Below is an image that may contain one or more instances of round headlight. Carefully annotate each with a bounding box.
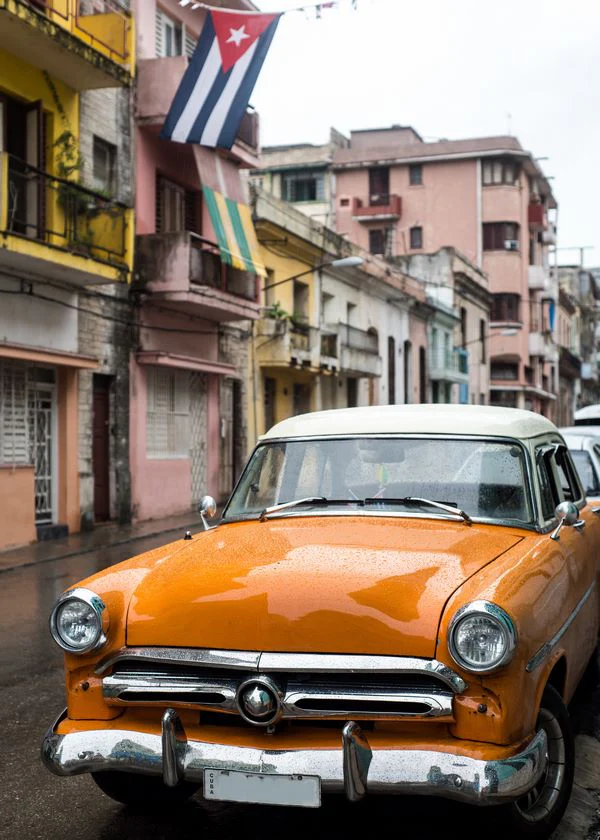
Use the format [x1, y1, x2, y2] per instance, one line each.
[50, 588, 108, 654]
[448, 601, 517, 673]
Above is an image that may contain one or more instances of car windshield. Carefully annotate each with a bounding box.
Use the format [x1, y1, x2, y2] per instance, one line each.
[224, 437, 532, 523]
[570, 450, 600, 496]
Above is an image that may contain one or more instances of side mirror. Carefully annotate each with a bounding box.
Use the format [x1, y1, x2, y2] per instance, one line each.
[199, 495, 217, 530]
[550, 501, 582, 541]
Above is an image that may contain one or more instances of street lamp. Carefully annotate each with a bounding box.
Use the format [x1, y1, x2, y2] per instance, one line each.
[262, 256, 364, 293]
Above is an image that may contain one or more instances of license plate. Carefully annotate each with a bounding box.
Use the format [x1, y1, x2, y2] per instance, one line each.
[203, 769, 321, 808]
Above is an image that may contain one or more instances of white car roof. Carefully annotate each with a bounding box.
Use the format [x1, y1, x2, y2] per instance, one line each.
[574, 405, 600, 421]
[261, 404, 558, 441]
[559, 429, 600, 449]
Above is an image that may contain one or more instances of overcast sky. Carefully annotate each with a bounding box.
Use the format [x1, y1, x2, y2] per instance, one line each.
[249, 0, 600, 267]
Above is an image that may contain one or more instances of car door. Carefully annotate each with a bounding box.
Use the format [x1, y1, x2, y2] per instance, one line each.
[535, 442, 599, 691]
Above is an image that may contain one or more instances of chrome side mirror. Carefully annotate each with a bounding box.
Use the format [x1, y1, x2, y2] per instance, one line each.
[550, 501, 583, 541]
[199, 495, 217, 531]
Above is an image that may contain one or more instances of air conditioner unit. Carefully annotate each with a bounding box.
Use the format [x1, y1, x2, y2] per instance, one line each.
[504, 240, 519, 251]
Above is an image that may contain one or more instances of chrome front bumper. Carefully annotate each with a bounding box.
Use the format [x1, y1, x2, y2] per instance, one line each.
[42, 709, 548, 807]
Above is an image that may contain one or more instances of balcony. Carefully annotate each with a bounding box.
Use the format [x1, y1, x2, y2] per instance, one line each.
[0, 0, 133, 89]
[136, 58, 259, 168]
[352, 194, 402, 222]
[339, 322, 381, 377]
[529, 331, 552, 359]
[528, 265, 550, 292]
[0, 152, 131, 284]
[136, 232, 259, 322]
[528, 202, 547, 229]
[429, 347, 469, 383]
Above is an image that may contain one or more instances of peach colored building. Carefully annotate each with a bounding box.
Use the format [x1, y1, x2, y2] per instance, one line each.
[131, 0, 263, 519]
[333, 127, 557, 417]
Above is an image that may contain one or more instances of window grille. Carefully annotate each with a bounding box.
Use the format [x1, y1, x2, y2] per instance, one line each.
[146, 367, 190, 459]
[0, 360, 29, 465]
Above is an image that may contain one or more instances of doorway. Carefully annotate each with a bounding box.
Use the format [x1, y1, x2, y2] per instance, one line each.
[93, 375, 111, 521]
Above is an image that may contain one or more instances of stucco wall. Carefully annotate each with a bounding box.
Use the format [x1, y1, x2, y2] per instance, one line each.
[0, 276, 78, 352]
[0, 467, 36, 549]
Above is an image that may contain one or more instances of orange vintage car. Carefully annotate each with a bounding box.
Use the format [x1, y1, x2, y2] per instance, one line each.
[42, 405, 600, 838]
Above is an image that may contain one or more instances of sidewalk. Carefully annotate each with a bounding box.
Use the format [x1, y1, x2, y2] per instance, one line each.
[0, 510, 205, 575]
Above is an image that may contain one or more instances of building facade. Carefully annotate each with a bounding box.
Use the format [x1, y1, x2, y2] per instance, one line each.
[131, 0, 263, 516]
[0, 0, 134, 550]
[395, 248, 490, 405]
[332, 127, 557, 417]
[248, 189, 426, 441]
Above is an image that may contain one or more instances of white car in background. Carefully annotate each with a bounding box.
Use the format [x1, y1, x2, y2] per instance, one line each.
[559, 427, 600, 498]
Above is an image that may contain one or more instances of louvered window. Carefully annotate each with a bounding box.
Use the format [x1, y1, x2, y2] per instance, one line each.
[0, 361, 29, 465]
[155, 9, 183, 57]
[156, 174, 199, 233]
[146, 367, 190, 459]
[185, 30, 197, 57]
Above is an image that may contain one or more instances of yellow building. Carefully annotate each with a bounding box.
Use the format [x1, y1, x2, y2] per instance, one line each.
[0, 0, 134, 548]
[248, 192, 325, 445]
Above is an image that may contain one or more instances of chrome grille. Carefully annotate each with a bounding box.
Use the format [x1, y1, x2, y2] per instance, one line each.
[100, 649, 464, 722]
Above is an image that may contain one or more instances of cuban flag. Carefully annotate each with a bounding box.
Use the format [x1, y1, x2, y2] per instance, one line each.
[161, 8, 281, 149]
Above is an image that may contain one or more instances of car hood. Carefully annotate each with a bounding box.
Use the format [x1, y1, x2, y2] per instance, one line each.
[126, 517, 523, 657]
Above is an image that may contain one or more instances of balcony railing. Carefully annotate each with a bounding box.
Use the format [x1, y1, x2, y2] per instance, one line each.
[15, 0, 132, 63]
[190, 239, 257, 301]
[528, 202, 546, 228]
[339, 322, 379, 354]
[352, 194, 402, 220]
[1, 152, 128, 269]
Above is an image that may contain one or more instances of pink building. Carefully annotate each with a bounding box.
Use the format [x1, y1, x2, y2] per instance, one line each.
[333, 127, 557, 417]
[131, 0, 262, 520]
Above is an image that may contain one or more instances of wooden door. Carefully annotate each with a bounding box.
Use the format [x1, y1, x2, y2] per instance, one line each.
[93, 376, 111, 521]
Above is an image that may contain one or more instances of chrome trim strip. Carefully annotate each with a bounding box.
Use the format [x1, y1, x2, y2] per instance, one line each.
[526, 581, 596, 673]
[42, 710, 548, 806]
[96, 649, 467, 694]
[102, 673, 454, 720]
[96, 648, 261, 675]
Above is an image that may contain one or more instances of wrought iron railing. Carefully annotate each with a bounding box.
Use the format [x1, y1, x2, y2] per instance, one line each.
[1, 153, 128, 268]
[339, 322, 379, 354]
[15, 0, 132, 63]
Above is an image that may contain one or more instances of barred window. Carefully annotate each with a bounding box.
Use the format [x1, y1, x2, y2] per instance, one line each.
[0, 360, 29, 465]
[146, 367, 190, 459]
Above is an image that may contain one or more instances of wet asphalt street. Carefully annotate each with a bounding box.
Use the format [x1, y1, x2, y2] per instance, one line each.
[1, 534, 600, 840]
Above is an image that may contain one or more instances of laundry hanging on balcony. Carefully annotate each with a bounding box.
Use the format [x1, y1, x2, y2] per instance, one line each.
[203, 186, 265, 277]
[161, 8, 281, 149]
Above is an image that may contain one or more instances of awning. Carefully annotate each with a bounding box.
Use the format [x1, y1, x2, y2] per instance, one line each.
[203, 186, 265, 277]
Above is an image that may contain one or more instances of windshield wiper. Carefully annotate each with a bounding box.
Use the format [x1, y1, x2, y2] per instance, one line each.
[260, 496, 328, 521]
[364, 496, 472, 525]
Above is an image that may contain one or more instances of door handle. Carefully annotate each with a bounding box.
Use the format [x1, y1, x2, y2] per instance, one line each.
[573, 520, 586, 531]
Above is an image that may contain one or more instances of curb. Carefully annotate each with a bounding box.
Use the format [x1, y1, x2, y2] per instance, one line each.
[0, 518, 204, 576]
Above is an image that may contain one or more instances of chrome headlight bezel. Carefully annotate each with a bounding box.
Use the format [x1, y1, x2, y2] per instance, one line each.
[49, 587, 109, 654]
[448, 600, 517, 674]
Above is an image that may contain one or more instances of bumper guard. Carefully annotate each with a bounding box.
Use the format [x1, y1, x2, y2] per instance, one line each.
[41, 708, 548, 806]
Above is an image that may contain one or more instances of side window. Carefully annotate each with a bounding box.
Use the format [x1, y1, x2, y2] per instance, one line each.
[554, 447, 582, 503]
[536, 447, 557, 521]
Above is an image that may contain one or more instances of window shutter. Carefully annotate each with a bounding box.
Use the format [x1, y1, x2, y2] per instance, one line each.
[184, 28, 197, 57]
[155, 9, 165, 57]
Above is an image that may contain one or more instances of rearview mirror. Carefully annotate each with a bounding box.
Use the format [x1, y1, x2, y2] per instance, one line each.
[199, 495, 217, 530]
[550, 501, 581, 541]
